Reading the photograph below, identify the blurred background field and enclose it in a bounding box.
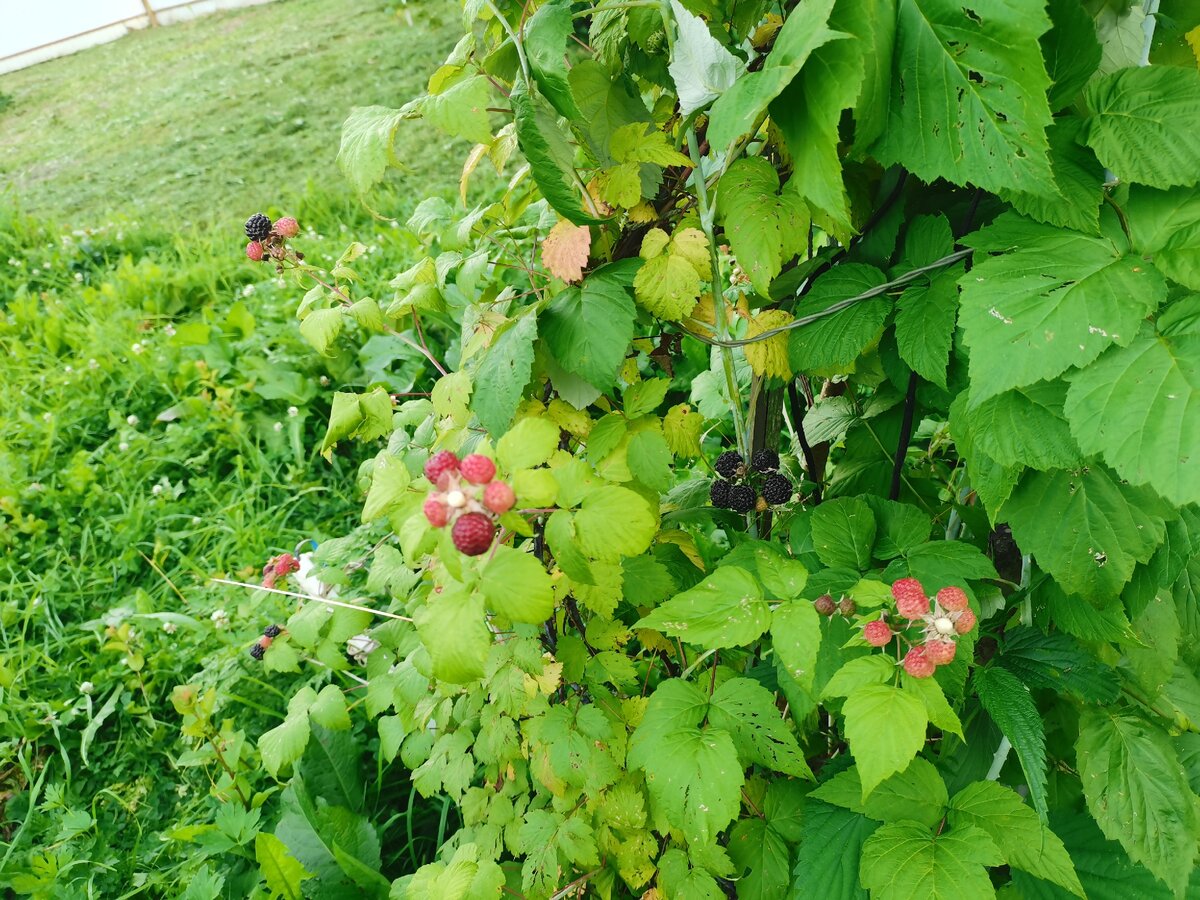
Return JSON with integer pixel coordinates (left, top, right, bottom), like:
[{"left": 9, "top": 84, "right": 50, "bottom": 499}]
[{"left": 0, "top": 0, "right": 466, "bottom": 893}]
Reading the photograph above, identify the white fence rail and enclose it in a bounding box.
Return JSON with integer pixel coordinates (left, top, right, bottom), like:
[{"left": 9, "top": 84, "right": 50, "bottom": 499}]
[{"left": 0, "top": 0, "right": 276, "bottom": 75}]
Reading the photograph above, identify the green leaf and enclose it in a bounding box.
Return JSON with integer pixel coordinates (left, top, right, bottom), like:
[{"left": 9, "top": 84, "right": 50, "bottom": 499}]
[
  {"left": 256, "top": 832, "right": 311, "bottom": 900},
  {"left": 894, "top": 267, "right": 959, "bottom": 390},
  {"left": 968, "top": 381, "right": 1081, "bottom": 472},
  {"left": 259, "top": 688, "right": 317, "bottom": 777},
  {"left": 948, "top": 781, "right": 1084, "bottom": 897},
  {"left": 973, "top": 666, "right": 1048, "bottom": 820},
  {"left": 624, "top": 377, "right": 671, "bottom": 418},
  {"left": 1083, "top": 66, "right": 1200, "bottom": 189},
  {"left": 300, "top": 307, "right": 344, "bottom": 356},
  {"left": 633, "top": 227, "right": 709, "bottom": 321},
  {"left": 788, "top": 264, "right": 890, "bottom": 375},
  {"left": 470, "top": 312, "right": 537, "bottom": 437},
  {"left": 901, "top": 673, "right": 963, "bottom": 740},
  {"left": 628, "top": 429, "right": 673, "bottom": 492},
  {"left": 948, "top": 392, "right": 1023, "bottom": 517},
  {"left": 959, "top": 213, "right": 1166, "bottom": 403},
  {"left": 716, "top": 158, "right": 808, "bottom": 295},
  {"left": 1041, "top": 0, "right": 1102, "bottom": 111},
  {"left": 789, "top": 801, "right": 876, "bottom": 899},
  {"left": 667, "top": 0, "right": 742, "bottom": 116},
  {"left": 1077, "top": 709, "right": 1200, "bottom": 896},
  {"left": 337, "top": 106, "right": 413, "bottom": 195},
  {"left": 859, "top": 822, "right": 1003, "bottom": 900},
  {"left": 574, "top": 485, "right": 656, "bottom": 560},
  {"left": 310, "top": 684, "right": 351, "bottom": 731},
  {"left": 823, "top": 655, "right": 896, "bottom": 699},
  {"left": 658, "top": 847, "right": 725, "bottom": 899},
  {"left": 540, "top": 265, "right": 637, "bottom": 391},
  {"left": 510, "top": 81, "right": 606, "bottom": 226},
  {"left": 1126, "top": 184, "right": 1200, "bottom": 291},
  {"left": 709, "top": 677, "right": 812, "bottom": 777},
  {"left": 771, "top": 600, "right": 821, "bottom": 690},
  {"left": 610, "top": 122, "right": 692, "bottom": 167},
  {"left": 707, "top": 0, "right": 846, "bottom": 152},
  {"left": 568, "top": 61, "right": 652, "bottom": 166},
  {"left": 996, "top": 626, "right": 1119, "bottom": 703},
  {"left": 842, "top": 684, "right": 928, "bottom": 799},
  {"left": 870, "top": 0, "right": 1055, "bottom": 195},
  {"left": 728, "top": 817, "right": 792, "bottom": 900},
  {"left": 361, "top": 453, "right": 411, "bottom": 524},
  {"left": 812, "top": 759, "right": 948, "bottom": 829},
  {"left": 544, "top": 509, "right": 594, "bottom": 584},
  {"left": 480, "top": 546, "right": 555, "bottom": 624},
  {"left": 810, "top": 496, "right": 876, "bottom": 571},
  {"left": 636, "top": 566, "right": 771, "bottom": 649},
  {"left": 997, "top": 116, "right": 1104, "bottom": 235},
  {"left": 1064, "top": 322, "right": 1200, "bottom": 506},
  {"left": 524, "top": 0, "right": 581, "bottom": 120},
  {"left": 413, "top": 587, "right": 490, "bottom": 684},
  {"left": 1000, "top": 466, "right": 1168, "bottom": 602},
  {"left": 496, "top": 415, "right": 559, "bottom": 472},
  {"left": 423, "top": 76, "right": 492, "bottom": 144},
  {"left": 864, "top": 497, "right": 932, "bottom": 559}
]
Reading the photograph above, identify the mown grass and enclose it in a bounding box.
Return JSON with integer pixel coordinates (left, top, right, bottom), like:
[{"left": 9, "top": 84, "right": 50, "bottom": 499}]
[{"left": 0, "top": 0, "right": 463, "bottom": 226}]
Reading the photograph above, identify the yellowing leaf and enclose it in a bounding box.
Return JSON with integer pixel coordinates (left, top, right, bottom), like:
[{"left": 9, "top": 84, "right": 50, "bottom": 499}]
[
  {"left": 1188, "top": 25, "right": 1200, "bottom": 68},
  {"left": 742, "top": 309, "right": 793, "bottom": 379},
  {"left": 634, "top": 227, "right": 711, "bottom": 321},
  {"left": 603, "top": 161, "right": 643, "bottom": 208},
  {"left": 610, "top": 122, "right": 693, "bottom": 167},
  {"left": 542, "top": 220, "right": 592, "bottom": 283},
  {"left": 629, "top": 201, "right": 657, "bottom": 223},
  {"left": 663, "top": 403, "right": 703, "bottom": 457},
  {"left": 671, "top": 228, "right": 711, "bottom": 275}
]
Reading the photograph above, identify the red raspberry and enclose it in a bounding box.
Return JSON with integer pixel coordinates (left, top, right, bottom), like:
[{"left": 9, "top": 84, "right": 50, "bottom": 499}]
[
  {"left": 459, "top": 454, "right": 496, "bottom": 485},
  {"left": 936, "top": 586, "right": 969, "bottom": 612},
  {"left": 863, "top": 620, "right": 892, "bottom": 647},
  {"left": 423, "top": 496, "right": 449, "bottom": 527},
  {"left": 272, "top": 216, "right": 300, "bottom": 238},
  {"left": 246, "top": 241, "right": 264, "bottom": 261},
  {"left": 892, "top": 577, "right": 930, "bottom": 619},
  {"left": 483, "top": 481, "right": 515, "bottom": 514},
  {"left": 903, "top": 646, "right": 936, "bottom": 679},
  {"left": 925, "top": 639, "right": 957, "bottom": 665},
  {"left": 813, "top": 594, "right": 835, "bottom": 616},
  {"left": 271, "top": 553, "right": 300, "bottom": 576},
  {"left": 452, "top": 512, "right": 496, "bottom": 556},
  {"left": 424, "top": 450, "right": 460, "bottom": 484},
  {"left": 954, "top": 607, "right": 977, "bottom": 634}
]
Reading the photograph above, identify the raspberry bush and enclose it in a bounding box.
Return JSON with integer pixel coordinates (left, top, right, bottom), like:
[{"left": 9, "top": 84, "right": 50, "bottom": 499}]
[{"left": 241, "top": 2, "right": 1200, "bottom": 898}]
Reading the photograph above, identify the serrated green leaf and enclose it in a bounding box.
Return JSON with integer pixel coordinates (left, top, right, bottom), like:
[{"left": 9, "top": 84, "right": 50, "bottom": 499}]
[
  {"left": 709, "top": 677, "right": 812, "bottom": 777},
  {"left": 968, "top": 381, "right": 1081, "bottom": 472},
  {"left": 524, "top": 0, "right": 581, "bottom": 120},
  {"left": 997, "top": 626, "right": 1119, "bottom": 703},
  {"left": 496, "top": 415, "right": 558, "bottom": 472},
  {"left": 1077, "top": 709, "right": 1199, "bottom": 896},
  {"left": 1041, "top": 0, "right": 1102, "bottom": 111},
  {"left": 871, "top": 0, "right": 1055, "bottom": 194},
  {"left": 1001, "top": 466, "right": 1168, "bottom": 602},
  {"left": 812, "top": 759, "right": 948, "bottom": 829},
  {"left": 998, "top": 116, "right": 1104, "bottom": 234},
  {"left": 810, "top": 496, "right": 877, "bottom": 571},
  {"left": 1064, "top": 321, "right": 1200, "bottom": 506},
  {"left": 894, "top": 267, "right": 959, "bottom": 390},
  {"left": 541, "top": 266, "right": 637, "bottom": 391},
  {"left": 1126, "top": 184, "right": 1200, "bottom": 291},
  {"left": 901, "top": 673, "right": 963, "bottom": 740},
  {"left": 823, "top": 655, "right": 896, "bottom": 699},
  {"left": 300, "top": 307, "right": 344, "bottom": 356},
  {"left": 960, "top": 213, "right": 1166, "bottom": 403},
  {"left": 843, "top": 684, "right": 928, "bottom": 799},
  {"left": 309, "top": 684, "right": 351, "bottom": 731},
  {"left": 624, "top": 378, "right": 671, "bottom": 418},
  {"left": 1083, "top": 66, "right": 1200, "bottom": 189},
  {"left": 259, "top": 688, "right": 317, "bottom": 777},
  {"left": 471, "top": 312, "right": 537, "bottom": 437},
  {"left": 772, "top": 600, "right": 821, "bottom": 690},
  {"left": 716, "top": 157, "right": 808, "bottom": 295},
  {"left": 728, "top": 817, "right": 792, "bottom": 900},
  {"left": 789, "top": 801, "right": 876, "bottom": 899},
  {"left": 256, "top": 832, "right": 311, "bottom": 900},
  {"left": 337, "top": 105, "right": 413, "bottom": 196},
  {"left": 413, "top": 587, "right": 490, "bottom": 683},
  {"left": 788, "top": 264, "right": 890, "bottom": 375},
  {"left": 860, "top": 821, "right": 1003, "bottom": 900},
  {"left": 636, "top": 566, "right": 771, "bottom": 649},
  {"left": 948, "top": 391, "right": 1023, "bottom": 518},
  {"left": 628, "top": 428, "right": 673, "bottom": 492},
  {"left": 480, "top": 545, "right": 555, "bottom": 624},
  {"left": 575, "top": 485, "right": 656, "bottom": 560},
  {"left": 973, "top": 666, "right": 1048, "bottom": 820},
  {"left": 361, "top": 453, "right": 411, "bottom": 524}
]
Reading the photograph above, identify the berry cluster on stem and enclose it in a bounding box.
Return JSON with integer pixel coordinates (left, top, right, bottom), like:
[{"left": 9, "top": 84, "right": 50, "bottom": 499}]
[
  {"left": 848, "top": 577, "right": 979, "bottom": 678},
  {"left": 421, "top": 451, "right": 517, "bottom": 555},
  {"left": 709, "top": 449, "right": 793, "bottom": 513}
]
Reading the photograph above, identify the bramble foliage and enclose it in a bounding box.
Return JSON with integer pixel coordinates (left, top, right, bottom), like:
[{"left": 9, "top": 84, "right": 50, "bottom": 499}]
[{"left": 227, "top": 0, "right": 1200, "bottom": 898}]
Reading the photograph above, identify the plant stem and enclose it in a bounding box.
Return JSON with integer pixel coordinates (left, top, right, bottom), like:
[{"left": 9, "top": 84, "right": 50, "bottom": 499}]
[
  {"left": 985, "top": 736, "right": 1012, "bottom": 781},
  {"left": 889, "top": 372, "right": 919, "bottom": 501}
]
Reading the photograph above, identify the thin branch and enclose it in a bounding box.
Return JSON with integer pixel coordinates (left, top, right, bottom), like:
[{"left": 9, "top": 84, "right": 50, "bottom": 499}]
[
  {"left": 786, "top": 380, "right": 822, "bottom": 504},
  {"left": 889, "top": 372, "right": 920, "bottom": 502},
  {"left": 209, "top": 578, "right": 413, "bottom": 622}
]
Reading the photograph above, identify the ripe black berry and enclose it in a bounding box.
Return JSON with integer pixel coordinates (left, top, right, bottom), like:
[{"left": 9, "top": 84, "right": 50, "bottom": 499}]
[
  {"left": 728, "top": 484, "right": 756, "bottom": 513},
  {"left": 751, "top": 448, "right": 780, "bottom": 473},
  {"left": 710, "top": 479, "right": 733, "bottom": 509},
  {"left": 244, "top": 213, "right": 272, "bottom": 241},
  {"left": 714, "top": 451, "right": 743, "bottom": 479},
  {"left": 249, "top": 642, "right": 266, "bottom": 660},
  {"left": 762, "top": 473, "right": 793, "bottom": 506},
  {"left": 263, "top": 624, "right": 282, "bottom": 638}
]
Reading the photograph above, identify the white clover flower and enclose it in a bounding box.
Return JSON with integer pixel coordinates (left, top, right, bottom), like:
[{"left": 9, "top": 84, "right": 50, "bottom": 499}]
[
  {"left": 88, "top": 359, "right": 99, "bottom": 369},
  {"left": 241, "top": 284, "right": 256, "bottom": 297},
  {"left": 273, "top": 421, "right": 283, "bottom": 432},
  {"left": 346, "top": 634, "right": 380, "bottom": 665},
  {"left": 79, "top": 681, "right": 95, "bottom": 695},
  {"left": 163, "top": 324, "right": 176, "bottom": 336},
  {"left": 42, "top": 261, "right": 51, "bottom": 270},
  {"left": 65, "top": 365, "right": 73, "bottom": 373},
  {"left": 287, "top": 406, "right": 299, "bottom": 417},
  {"left": 118, "top": 441, "right": 130, "bottom": 452},
  {"left": 152, "top": 484, "right": 164, "bottom": 496},
  {"left": 74, "top": 272, "right": 83, "bottom": 282},
  {"left": 42, "top": 412, "right": 53, "bottom": 422},
  {"left": 131, "top": 343, "right": 144, "bottom": 355},
  {"left": 126, "top": 414, "right": 139, "bottom": 426},
  {"left": 162, "top": 622, "right": 177, "bottom": 635},
  {"left": 319, "top": 376, "right": 330, "bottom": 386},
  {"left": 210, "top": 609, "right": 230, "bottom": 630}
]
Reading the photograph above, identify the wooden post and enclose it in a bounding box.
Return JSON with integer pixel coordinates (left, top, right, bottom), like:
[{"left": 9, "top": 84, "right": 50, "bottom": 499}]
[{"left": 141, "top": 0, "right": 159, "bottom": 26}]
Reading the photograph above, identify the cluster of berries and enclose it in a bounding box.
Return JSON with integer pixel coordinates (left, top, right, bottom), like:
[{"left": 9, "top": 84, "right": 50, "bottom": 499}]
[
  {"left": 249, "top": 624, "right": 283, "bottom": 660},
  {"left": 709, "top": 449, "right": 793, "bottom": 513},
  {"left": 858, "top": 577, "right": 978, "bottom": 679},
  {"left": 244, "top": 213, "right": 301, "bottom": 263},
  {"left": 261, "top": 552, "right": 300, "bottom": 589},
  {"left": 813, "top": 593, "right": 857, "bottom": 618},
  {"left": 421, "top": 450, "right": 516, "bottom": 556}
]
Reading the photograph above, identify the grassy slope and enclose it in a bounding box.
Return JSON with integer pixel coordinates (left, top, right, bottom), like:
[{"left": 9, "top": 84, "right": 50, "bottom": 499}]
[{"left": 0, "top": 0, "right": 462, "bottom": 226}]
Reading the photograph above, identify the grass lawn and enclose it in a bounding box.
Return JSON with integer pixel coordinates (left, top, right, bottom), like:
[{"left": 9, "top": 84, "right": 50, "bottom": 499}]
[{"left": 0, "top": 0, "right": 463, "bottom": 226}]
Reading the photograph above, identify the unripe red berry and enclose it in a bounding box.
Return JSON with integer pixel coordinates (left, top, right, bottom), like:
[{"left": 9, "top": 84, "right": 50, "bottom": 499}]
[
  {"left": 459, "top": 454, "right": 496, "bottom": 484},
  {"left": 903, "top": 646, "right": 936, "bottom": 679},
  {"left": 246, "top": 241, "right": 264, "bottom": 261},
  {"left": 954, "top": 607, "right": 977, "bottom": 634},
  {"left": 423, "top": 496, "right": 449, "bottom": 527},
  {"left": 424, "top": 450, "right": 460, "bottom": 484},
  {"left": 452, "top": 512, "right": 496, "bottom": 556},
  {"left": 838, "top": 597, "right": 857, "bottom": 617},
  {"left": 814, "top": 594, "right": 836, "bottom": 616},
  {"left": 924, "top": 639, "right": 957, "bottom": 665},
  {"left": 892, "top": 577, "right": 930, "bottom": 619},
  {"left": 863, "top": 620, "right": 892, "bottom": 647},
  {"left": 483, "top": 480, "right": 515, "bottom": 514},
  {"left": 272, "top": 216, "right": 300, "bottom": 238},
  {"left": 936, "top": 586, "right": 969, "bottom": 612}
]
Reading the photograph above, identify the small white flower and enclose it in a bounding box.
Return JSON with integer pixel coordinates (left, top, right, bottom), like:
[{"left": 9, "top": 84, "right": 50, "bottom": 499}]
[
  {"left": 88, "top": 358, "right": 99, "bottom": 369},
  {"left": 28, "top": 482, "right": 44, "bottom": 492},
  {"left": 175, "top": 783, "right": 189, "bottom": 797},
  {"left": 210, "top": 609, "right": 230, "bottom": 630},
  {"left": 74, "top": 272, "right": 83, "bottom": 282},
  {"left": 6, "top": 258, "right": 18, "bottom": 266},
  {"left": 65, "top": 365, "right": 73, "bottom": 373},
  {"left": 131, "top": 343, "right": 144, "bottom": 354},
  {"left": 42, "top": 261, "right": 51, "bottom": 270},
  {"left": 242, "top": 284, "right": 256, "bottom": 297},
  {"left": 162, "top": 621, "right": 177, "bottom": 635},
  {"left": 126, "top": 414, "right": 139, "bottom": 426},
  {"left": 118, "top": 441, "right": 130, "bottom": 452},
  {"left": 152, "top": 484, "right": 164, "bottom": 495},
  {"left": 163, "top": 324, "right": 176, "bottom": 336},
  {"left": 346, "top": 633, "right": 380, "bottom": 665},
  {"left": 319, "top": 375, "right": 330, "bottom": 386},
  {"left": 191, "top": 516, "right": 202, "bottom": 525},
  {"left": 42, "top": 412, "right": 53, "bottom": 422},
  {"left": 287, "top": 406, "right": 299, "bottom": 417},
  {"left": 79, "top": 681, "right": 95, "bottom": 695},
  {"left": 273, "top": 421, "right": 283, "bottom": 432}
]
